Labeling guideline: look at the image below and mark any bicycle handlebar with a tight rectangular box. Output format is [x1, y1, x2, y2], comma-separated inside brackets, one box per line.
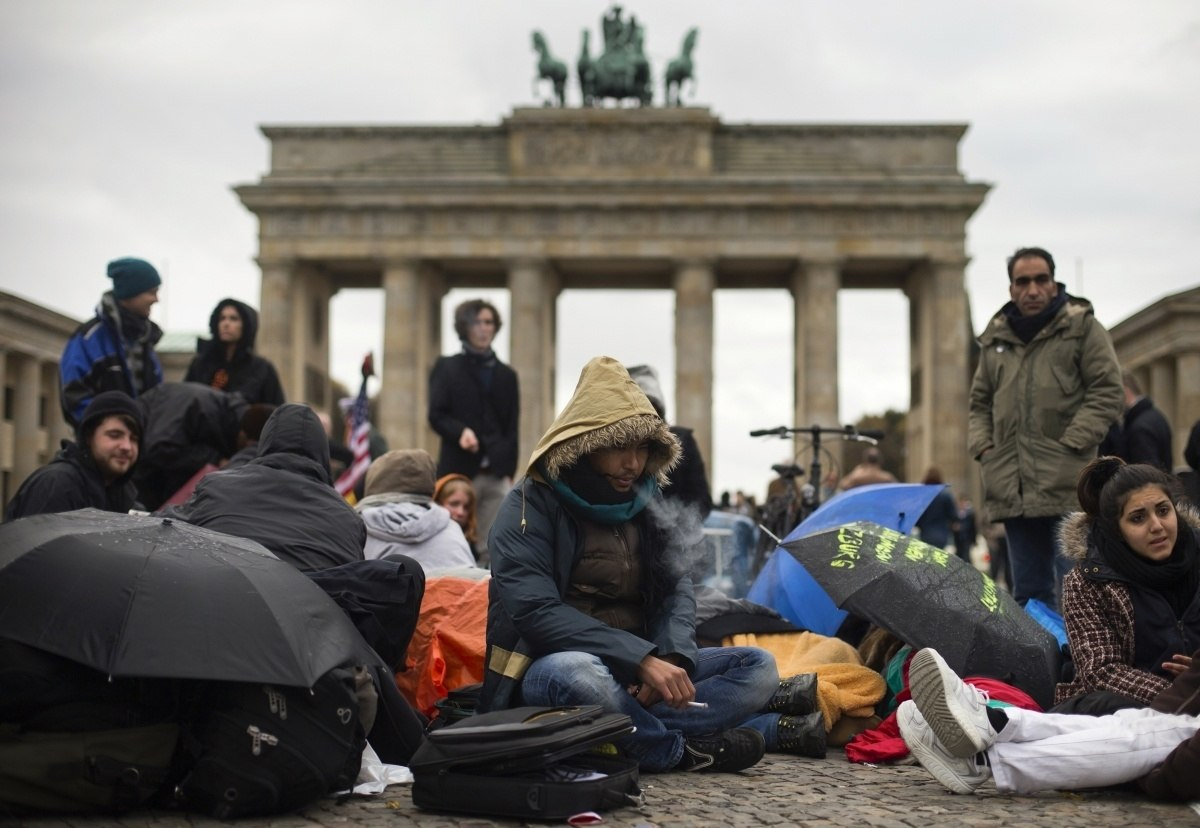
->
[749, 424, 883, 444]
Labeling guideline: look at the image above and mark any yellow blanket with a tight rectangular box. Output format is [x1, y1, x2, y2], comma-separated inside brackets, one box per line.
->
[725, 631, 886, 731]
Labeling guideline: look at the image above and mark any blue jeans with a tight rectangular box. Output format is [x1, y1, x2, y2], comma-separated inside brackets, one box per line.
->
[521, 646, 780, 772]
[1003, 515, 1071, 608]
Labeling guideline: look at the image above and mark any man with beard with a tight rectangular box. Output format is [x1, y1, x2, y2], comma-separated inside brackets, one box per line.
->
[5, 391, 143, 520]
[59, 257, 164, 428]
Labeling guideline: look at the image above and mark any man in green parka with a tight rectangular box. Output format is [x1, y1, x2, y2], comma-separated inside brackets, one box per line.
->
[968, 247, 1122, 607]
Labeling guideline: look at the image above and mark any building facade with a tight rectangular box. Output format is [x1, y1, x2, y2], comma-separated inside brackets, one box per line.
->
[235, 107, 990, 493]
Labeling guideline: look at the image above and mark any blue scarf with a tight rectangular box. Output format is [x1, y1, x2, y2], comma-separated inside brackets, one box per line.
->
[548, 475, 659, 525]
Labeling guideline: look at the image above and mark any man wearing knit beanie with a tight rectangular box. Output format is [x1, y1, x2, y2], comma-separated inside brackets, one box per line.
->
[59, 256, 165, 428]
[5, 391, 144, 521]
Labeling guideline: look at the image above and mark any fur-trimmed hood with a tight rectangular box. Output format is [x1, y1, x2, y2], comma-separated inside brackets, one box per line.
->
[525, 356, 680, 487]
[1058, 501, 1200, 563]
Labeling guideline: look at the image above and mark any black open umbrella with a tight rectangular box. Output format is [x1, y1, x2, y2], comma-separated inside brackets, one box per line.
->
[0, 509, 379, 687]
[783, 520, 1060, 707]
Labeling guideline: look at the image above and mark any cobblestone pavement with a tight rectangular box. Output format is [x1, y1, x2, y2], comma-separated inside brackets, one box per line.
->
[14, 752, 1198, 828]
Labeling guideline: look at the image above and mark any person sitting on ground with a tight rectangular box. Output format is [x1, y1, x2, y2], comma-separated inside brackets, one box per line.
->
[5, 391, 144, 521]
[1055, 457, 1199, 708]
[163, 403, 365, 572]
[434, 473, 481, 561]
[224, 403, 277, 469]
[480, 356, 826, 774]
[837, 447, 897, 491]
[356, 449, 475, 572]
[184, 298, 285, 405]
[897, 646, 1199, 800]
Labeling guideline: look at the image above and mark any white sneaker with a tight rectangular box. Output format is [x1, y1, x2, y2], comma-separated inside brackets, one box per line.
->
[907, 647, 997, 758]
[898, 701, 992, 795]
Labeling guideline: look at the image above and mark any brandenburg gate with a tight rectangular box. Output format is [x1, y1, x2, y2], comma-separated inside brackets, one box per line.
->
[235, 107, 989, 493]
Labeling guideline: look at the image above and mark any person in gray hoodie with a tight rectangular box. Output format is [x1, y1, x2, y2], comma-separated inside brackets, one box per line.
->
[357, 449, 476, 572]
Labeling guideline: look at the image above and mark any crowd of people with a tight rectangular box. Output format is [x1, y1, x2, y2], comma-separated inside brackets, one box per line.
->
[2, 247, 1199, 811]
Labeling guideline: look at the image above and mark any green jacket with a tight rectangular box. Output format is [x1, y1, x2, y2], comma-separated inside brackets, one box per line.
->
[968, 295, 1122, 521]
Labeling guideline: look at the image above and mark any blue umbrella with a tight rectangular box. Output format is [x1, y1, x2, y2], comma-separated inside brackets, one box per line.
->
[748, 484, 945, 635]
[788, 483, 947, 540]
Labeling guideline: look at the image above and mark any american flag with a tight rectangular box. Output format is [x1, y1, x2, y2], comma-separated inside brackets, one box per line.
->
[335, 353, 374, 501]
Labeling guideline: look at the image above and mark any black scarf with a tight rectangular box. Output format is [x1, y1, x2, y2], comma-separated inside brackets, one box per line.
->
[1095, 520, 1200, 618]
[1004, 286, 1068, 344]
[118, 303, 151, 344]
[463, 345, 497, 391]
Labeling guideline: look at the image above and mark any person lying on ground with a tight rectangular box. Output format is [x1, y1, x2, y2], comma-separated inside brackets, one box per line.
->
[480, 356, 825, 774]
[1055, 457, 1199, 709]
[898, 646, 1199, 800]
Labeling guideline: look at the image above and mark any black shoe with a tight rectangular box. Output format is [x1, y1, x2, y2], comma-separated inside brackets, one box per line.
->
[676, 728, 766, 773]
[766, 673, 818, 715]
[777, 712, 826, 758]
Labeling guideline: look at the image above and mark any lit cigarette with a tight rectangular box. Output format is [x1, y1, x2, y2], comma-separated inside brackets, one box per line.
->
[686, 701, 709, 708]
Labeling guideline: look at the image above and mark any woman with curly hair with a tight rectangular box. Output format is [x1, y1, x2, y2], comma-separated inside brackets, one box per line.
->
[1055, 456, 1200, 707]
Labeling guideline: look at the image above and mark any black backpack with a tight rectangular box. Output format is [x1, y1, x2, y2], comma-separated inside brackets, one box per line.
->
[173, 665, 366, 819]
[409, 705, 643, 820]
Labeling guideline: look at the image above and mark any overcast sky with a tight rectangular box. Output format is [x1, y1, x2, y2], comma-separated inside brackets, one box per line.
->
[1, 1, 1196, 498]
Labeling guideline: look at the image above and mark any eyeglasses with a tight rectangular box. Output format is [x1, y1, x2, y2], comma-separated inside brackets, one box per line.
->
[1012, 274, 1053, 289]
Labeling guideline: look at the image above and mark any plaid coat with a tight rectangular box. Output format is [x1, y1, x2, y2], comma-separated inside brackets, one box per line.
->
[1055, 507, 1200, 705]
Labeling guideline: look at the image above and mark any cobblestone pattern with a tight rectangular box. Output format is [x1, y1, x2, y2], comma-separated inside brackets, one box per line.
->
[15, 752, 1198, 828]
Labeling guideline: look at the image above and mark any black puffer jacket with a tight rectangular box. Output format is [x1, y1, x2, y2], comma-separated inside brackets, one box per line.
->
[4, 440, 138, 521]
[163, 404, 364, 571]
[184, 299, 285, 406]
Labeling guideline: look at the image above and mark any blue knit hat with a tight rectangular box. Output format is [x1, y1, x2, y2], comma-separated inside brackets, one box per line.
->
[107, 257, 161, 300]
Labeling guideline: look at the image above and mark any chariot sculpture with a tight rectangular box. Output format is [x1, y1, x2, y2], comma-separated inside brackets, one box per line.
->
[531, 6, 698, 108]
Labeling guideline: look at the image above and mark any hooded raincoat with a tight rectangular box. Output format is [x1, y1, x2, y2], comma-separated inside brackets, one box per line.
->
[479, 356, 691, 712]
[163, 403, 364, 572]
[184, 299, 285, 406]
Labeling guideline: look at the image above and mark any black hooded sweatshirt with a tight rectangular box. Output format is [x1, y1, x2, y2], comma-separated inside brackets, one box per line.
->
[184, 298, 285, 405]
[162, 404, 364, 571]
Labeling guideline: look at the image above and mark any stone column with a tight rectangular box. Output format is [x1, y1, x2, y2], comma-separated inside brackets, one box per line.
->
[1177, 352, 1200, 463]
[416, 265, 447, 455]
[926, 259, 971, 496]
[257, 258, 299, 402]
[380, 259, 422, 449]
[508, 258, 555, 469]
[13, 355, 41, 486]
[674, 258, 715, 471]
[791, 259, 841, 474]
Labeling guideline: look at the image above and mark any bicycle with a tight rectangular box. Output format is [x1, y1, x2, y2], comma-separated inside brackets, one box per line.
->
[747, 423, 883, 576]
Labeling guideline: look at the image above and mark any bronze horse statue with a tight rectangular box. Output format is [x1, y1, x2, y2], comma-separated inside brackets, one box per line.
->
[665, 27, 698, 106]
[531, 30, 567, 106]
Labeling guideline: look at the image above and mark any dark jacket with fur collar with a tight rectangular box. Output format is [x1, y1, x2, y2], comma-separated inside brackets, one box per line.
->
[1055, 505, 1200, 704]
[480, 357, 692, 712]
